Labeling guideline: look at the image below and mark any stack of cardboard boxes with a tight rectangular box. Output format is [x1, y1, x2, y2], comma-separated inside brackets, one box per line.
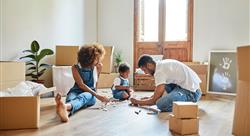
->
[53, 46, 79, 95]
[169, 102, 199, 136]
[97, 46, 119, 88]
[53, 45, 118, 95]
[0, 61, 55, 130]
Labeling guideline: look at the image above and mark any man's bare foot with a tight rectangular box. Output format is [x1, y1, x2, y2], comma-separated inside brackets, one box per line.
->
[55, 94, 69, 122]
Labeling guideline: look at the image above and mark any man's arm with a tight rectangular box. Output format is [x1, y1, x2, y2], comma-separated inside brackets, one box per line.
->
[130, 84, 165, 106]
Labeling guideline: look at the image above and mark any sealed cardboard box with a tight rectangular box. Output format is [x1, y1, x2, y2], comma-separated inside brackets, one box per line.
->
[0, 61, 25, 90]
[232, 45, 250, 136]
[97, 73, 119, 88]
[52, 66, 75, 96]
[173, 102, 198, 119]
[101, 46, 114, 73]
[169, 114, 199, 135]
[56, 45, 79, 66]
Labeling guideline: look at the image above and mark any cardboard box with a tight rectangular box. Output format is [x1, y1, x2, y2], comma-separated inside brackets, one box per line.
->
[232, 45, 250, 136]
[52, 66, 75, 96]
[0, 61, 25, 90]
[56, 45, 79, 66]
[173, 102, 198, 119]
[0, 61, 56, 129]
[237, 45, 250, 81]
[171, 131, 199, 136]
[0, 86, 56, 130]
[101, 46, 114, 73]
[184, 62, 208, 95]
[169, 114, 199, 135]
[97, 73, 119, 88]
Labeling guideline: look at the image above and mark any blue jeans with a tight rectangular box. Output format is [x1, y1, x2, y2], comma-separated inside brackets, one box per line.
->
[156, 84, 202, 112]
[66, 90, 96, 115]
[112, 90, 128, 100]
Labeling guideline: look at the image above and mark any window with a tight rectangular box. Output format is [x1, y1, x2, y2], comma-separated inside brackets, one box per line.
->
[134, 0, 193, 68]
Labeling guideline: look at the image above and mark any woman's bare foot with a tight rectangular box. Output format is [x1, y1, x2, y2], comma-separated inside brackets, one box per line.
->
[55, 93, 69, 122]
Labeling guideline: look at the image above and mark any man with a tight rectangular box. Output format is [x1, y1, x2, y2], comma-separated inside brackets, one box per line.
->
[130, 55, 202, 112]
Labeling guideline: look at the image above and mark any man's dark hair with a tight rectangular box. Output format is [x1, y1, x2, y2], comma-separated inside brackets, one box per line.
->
[118, 63, 130, 73]
[138, 55, 154, 67]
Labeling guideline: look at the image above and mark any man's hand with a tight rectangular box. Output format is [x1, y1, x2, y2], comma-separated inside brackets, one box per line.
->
[130, 98, 139, 105]
[96, 95, 109, 103]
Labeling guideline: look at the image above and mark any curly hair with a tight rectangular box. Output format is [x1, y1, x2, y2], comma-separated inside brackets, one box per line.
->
[78, 43, 105, 67]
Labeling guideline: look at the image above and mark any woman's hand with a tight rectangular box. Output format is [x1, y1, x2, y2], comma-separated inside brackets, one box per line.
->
[96, 94, 110, 103]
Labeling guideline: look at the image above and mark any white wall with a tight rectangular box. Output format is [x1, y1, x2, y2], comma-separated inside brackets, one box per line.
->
[193, 0, 249, 62]
[0, 0, 97, 86]
[97, 0, 249, 65]
[97, 0, 134, 80]
[1, 0, 97, 61]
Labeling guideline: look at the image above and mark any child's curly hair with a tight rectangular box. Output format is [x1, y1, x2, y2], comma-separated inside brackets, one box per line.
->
[78, 43, 105, 67]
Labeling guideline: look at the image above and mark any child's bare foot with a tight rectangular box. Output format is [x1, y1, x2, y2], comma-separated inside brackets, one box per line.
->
[55, 94, 69, 122]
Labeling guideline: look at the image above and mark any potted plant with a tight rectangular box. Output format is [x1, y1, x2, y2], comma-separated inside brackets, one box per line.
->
[114, 51, 123, 73]
[20, 40, 54, 84]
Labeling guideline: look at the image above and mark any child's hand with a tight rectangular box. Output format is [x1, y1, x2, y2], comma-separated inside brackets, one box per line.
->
[96, 95, 109, 103]
[128, 88, 134, 93]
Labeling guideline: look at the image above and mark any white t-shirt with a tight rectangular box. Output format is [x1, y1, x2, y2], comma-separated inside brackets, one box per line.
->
[112, 76, 129, 90]
[154, 59, 201, 92]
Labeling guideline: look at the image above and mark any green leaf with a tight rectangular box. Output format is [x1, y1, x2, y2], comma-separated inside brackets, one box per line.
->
[31, 40, 40, 52]
[26, 62, 35, 66]
[37, 49, 54, 62]
[38, 68, 46, 74]
[20, 54, 36, 60]
[39, 63, 51, 68]
[31, 74, 39, 79]
[23, 50, 34, 54]
[27, 66, 36, 71]
[26, 73, 37, 77]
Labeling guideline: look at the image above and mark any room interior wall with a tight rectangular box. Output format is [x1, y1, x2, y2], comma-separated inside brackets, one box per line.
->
[1, 0, 249, 86]
[97, 0, 134, 82]
[193, 0, 249, 62]
[0, 0, 97, 87]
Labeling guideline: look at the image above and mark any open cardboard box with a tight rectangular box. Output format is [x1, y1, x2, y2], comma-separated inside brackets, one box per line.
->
[0, 61, 57, 130]
[0, 87, 56, 130]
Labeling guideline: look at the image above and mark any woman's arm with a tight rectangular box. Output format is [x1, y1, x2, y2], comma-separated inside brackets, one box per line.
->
[71, 65, 109, 103]
[96, 63, 103, 78]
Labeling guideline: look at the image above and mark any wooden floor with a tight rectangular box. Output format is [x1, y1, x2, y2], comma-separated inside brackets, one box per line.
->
[0, 89, 235, 136]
